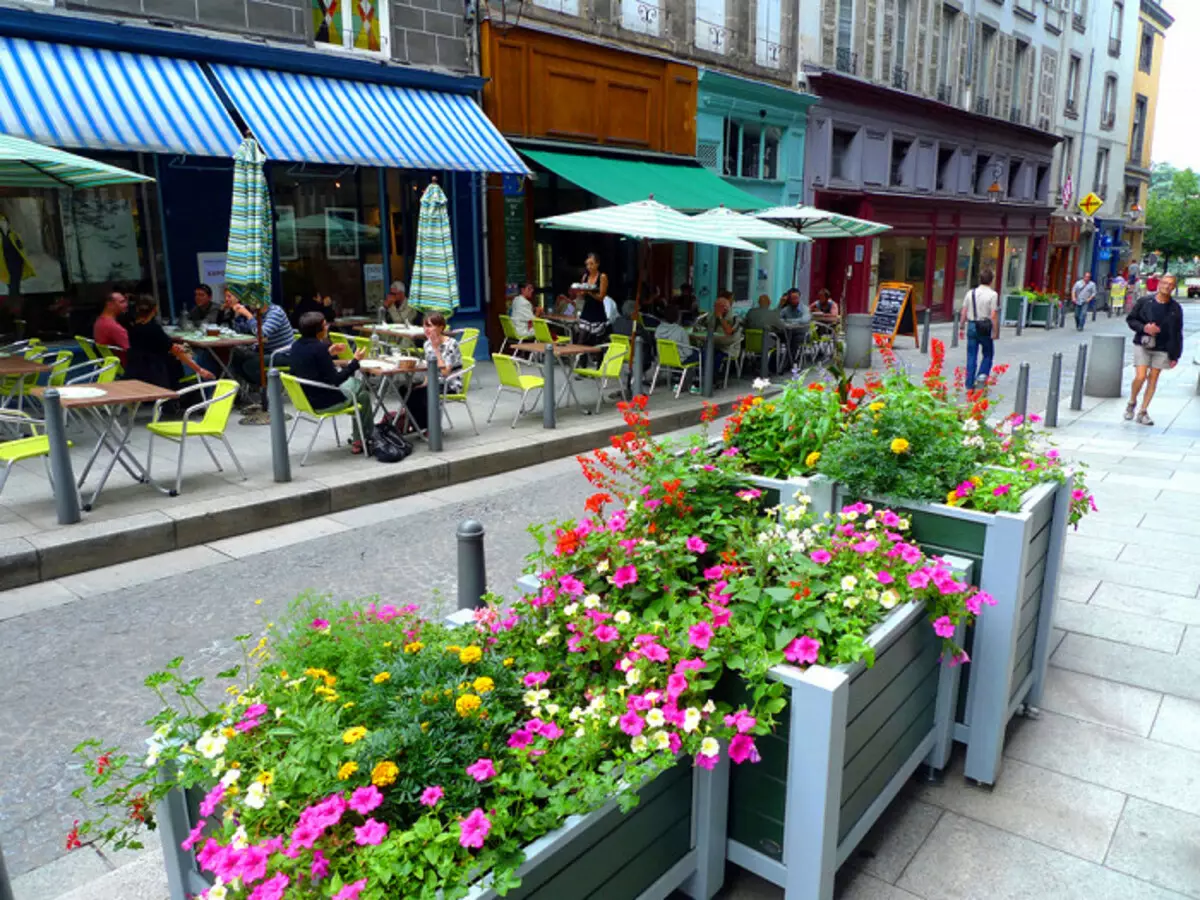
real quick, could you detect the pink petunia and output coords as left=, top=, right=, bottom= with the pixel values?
left=310, top=849, right=330, bottom=882
left=695, top=752, right=718, bottom=770
left=736, top=488, right=763, bottom=501
left=354, top=818, right=388, bottom=846
left=466, top=758, right=496, bottom=782
left=619, top=710, right=645, bottom=736
left=993, top=484, right=1012, bottom=496
left=728, top=734, right=759, bottom=764
left=907, top=570, right=931, bottom=590
left=666, top=673, right=689, bottom=699
left=675, top=658, right=706, bottom=673
left=594, top=624, right=620, bottom=643
left=784, top=635, right=821, bottom=665
left=459, top=808, right=492, bottom=850
left=642, top=641, right=670, bottom=662
left=810, top=549, right=832, bottom=565
left=876, top=570, right=895, bottom=585
left=349, top=785, right=383, bottom=815
left=332, top=878, right=369, bottom=900
left=688, top=621, right=714, bottom=651
left=198, top=783, right=225, bottom=818
left=247, top=872, right=289, bottom=900
left=708, top=603, right=732, bottom=627
left=508, top=728, right=534, bottom=749
left=976, top=591, right=996, bottom=607
left=932, top=616, right=956, bottom=639
left=723, top=709, right=757, bottom=734
left=559, top=574, right=586, bottom=596
left=613, top=565, right=639, bottom=588
left=180, top=821, right=207, bottom=852
left=880, top=510, right=902, bottom=527
left=702, top=565, right=726, bottom=581
left=853, top=538, right=879, bottom=554
left=686, top=536, right=708, bottom=553
left=419, top=785, right=444, bottom=807
left=965, top=594, right=982, bottom=616
left=644, top=499, right=663, bottom=510
left=523, top=671, right=550, bottom=688
left=311, top=618, right=330, bottom=630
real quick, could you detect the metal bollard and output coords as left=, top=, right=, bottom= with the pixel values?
left=542, top=343, right=556, bottom=429
left=43, top=389, right=80, bottom=525
left=1046, top=352, right=1062, bottom=427
left=759, top=333, right=771, bottom=379
left=267, top=369, right=291, bottom=483
left=1070, top=342, right=1087, bottom=411
left=950, top=317, right=960, bottom=349
left=1014, top=361, right=1030, bottom=418
left=426, top=358, right=443, bottom=451
left=920, top=307, right=932, bottom=354
left=456, top=519, right=487, bottom=611
left=1015, top=302, right=1024, bottom=337
left=632, top=331, right=645, bottom=397
left=0, top=841, right=15, bottom=900
left=702, top=314, right=716, bottom=398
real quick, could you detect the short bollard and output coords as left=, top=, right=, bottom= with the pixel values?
left=43, top=389, right=80, bottom=524
left=1014, top=362, right=1030, bottom=418
left=267, top=369, right=291, bottom=483
left=1015, top=304, right=1024, bottom=337
left=542, top=343, right=556, bottom=428
left=1070, top=342, right=1087, bottom=411
left=426, top=360, right=443, bottom=451
left=920, top=307, right=932, bottom=354
left=702, top=314, right=716, bottom=398
left=1, top=841, right=15, bottom=900
left=456, top=519, right=487, bottom=611
left=1046, top=352, right=1063, bottom=427
left=632, top=331, right=645, bottom=397
left=950, top=318, right=960, bottom=349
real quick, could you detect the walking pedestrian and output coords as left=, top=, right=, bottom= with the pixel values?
left=958, top=268, right=999, bottom=391
left=1124, top=274, right=1183, bottom=427
left=1072, top=272, right=1097, bottom=330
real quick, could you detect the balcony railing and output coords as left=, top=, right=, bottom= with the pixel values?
left=1009, top=107, right=1024, bottom=125
left=835, top=47, right=858, bottom=75
left=1109, top=37, right=1122, bottom=57
left=936, top=83, right=955, bottom=104
left=1072, top=12, right=1086, bottom=32
left=891, top=67, right=909, bottom=91
left=974, top=96, right=992, bottom=116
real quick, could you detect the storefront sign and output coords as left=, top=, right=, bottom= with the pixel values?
left=197, top=252, right=226, bottom=303
left=869, top=282, right=918, bottom=347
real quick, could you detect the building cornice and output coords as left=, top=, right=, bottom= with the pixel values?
left=1141, top=0, right=1175, bottom=30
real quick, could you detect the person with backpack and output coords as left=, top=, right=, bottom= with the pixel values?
left=958, top=268, right=1000, bottom=391
left=1125, top=274, right=1183, bottom=426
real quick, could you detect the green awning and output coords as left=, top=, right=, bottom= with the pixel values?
left=522, top=148, right=768, bottom=213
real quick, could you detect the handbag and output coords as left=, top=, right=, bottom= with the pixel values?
left=971, top=290, right=993, bottom=339
left=373, top=419, right=413, bottom=464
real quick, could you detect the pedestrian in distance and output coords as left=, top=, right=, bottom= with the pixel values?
left=1124, top=274, right=1183, bottom=427
left=958, top=267, right=1000, bottom=391
left=1072, top=272, right=1097, bottom=331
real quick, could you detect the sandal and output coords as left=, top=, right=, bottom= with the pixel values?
left=350, top=439, right=365, bottom=455
left=1135, top=410, right=1154, bottom=426
left=1123, top=401, right=1136, bottom=421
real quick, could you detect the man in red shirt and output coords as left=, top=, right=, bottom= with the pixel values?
left=93, top=290, right=130, bottom=365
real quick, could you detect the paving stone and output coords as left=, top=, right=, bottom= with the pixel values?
left=10, top=846, right=110, bottom=900
left=1057, top=574, right=1101, bottom=603
left=1052, top=632, right=1200, bottom=701
left=896, top=812, right=1183, bottom=900
left=848, top=794, right=943, bottom=883
left=917, top=755, right=1125, bottom=863
left=0, top=582, right=79, bottom=623
left=1181, top=626, right=1200, bottom=657
left=50, top=850, right=167, bottom=900
left=1139, top=512, right=1200, bottom=536
left=1064, top=534, right=1125, bottom=561
left=1053, top=599, right=1186, bottom=654
left=1089, top=582, right=1200, bottom=624
left=326, top=491, right=447, bottom=528
left=57, top=547, right=230, bottom=599
left=1005, top=710, right=1200, bottom=818
left=1105, top=798, right=1200, bottom=899
left=206, top=515, right=349, bottom=559
left=1150, top=696, right=1200, bottom=753
left=1062, top=557, right=1200, bottom=598
left=837, top=869, right=923, bottom=900
left=1039, top=666, right=1163, bottom=736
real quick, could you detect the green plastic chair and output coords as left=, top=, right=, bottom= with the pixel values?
left=498, top=314, right=523, bottom=354
left=440, top=335, right=478, bottom=435
left=329, top=332, right=357, bottom=361
left=742, top=328, right=776, bottom=376
left=650, top=338, right=701, bottom=398
left=0, top=410, right=75, bottom=500
left=532, top=318, right=570, bottom=347
left=488, top=354, right=544, bottom=428
left=145, top=379, right=246, bottom=496
left=42, top=350, right=75, bottom=388
left=574, top=342, right=628, bottom=413
left=75, top=336, right=100, bottom=361
left=280, top=373, right=367, bottom=465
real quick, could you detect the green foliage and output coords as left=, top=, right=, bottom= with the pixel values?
left=725, top=382, right=849, bottom=478
left=1145, top=167, right=1200, bottom=272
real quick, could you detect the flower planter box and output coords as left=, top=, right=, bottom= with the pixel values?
left=833, top=480, right=1071, bottom=786
left=743, top=473, right=837, bottom=519
left=725, top=568, right=969, bottom=900
left=1025, top=301, right=1055, bottom=328
left=1001, top=294, right=1027, bottom=327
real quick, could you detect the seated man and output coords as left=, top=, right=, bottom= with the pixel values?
left=289, top=311, right=375, bottom=454
left=383, top=281, right=419, bottom=326
left=93, top=290, right=130, bottom=366
left=712, top=292, right=739, bottom=349
left=186, top=284, right=231, bottom=328
left=742, top=293, right=788, bottom=372
left=655, top=306, right=698, bottom=364
left=810, top=288, right=840, bottom=319
left=126, top=294, right=212, bottom=390
left=227, top=291, right=293, bottom=404
left=779, top=289, right=812, bottom=325
left=509, top=282, right=537, bottom=339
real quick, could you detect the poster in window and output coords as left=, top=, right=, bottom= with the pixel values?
left=0, top=196, right=63, bottom=295
left=276, top=205, right=298, bottom=261
left=58, top=192, right=141, bottom=287
left=352, top=0, right=383, bottom=51
left=326, top=208, right=360, bottom=260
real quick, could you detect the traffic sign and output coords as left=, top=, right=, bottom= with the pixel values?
left=1079, top=192, right=1103, bottom=217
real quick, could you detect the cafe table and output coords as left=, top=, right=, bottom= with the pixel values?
left=334, top=315, right=372, bottom=329
left=0, top=356, right=52, bottom=414
left=30, top=380, right=178, bottom=510
left=511, top=342, right=595, bottom=413
left=168, top=330, right=257, bottom=383
left=338, top=357, right=427, bottom=425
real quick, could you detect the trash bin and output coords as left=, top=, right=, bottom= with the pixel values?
left=1084, top=334, right=1124, bottom=398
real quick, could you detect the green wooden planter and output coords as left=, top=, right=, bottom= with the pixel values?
left=1025, top=301, right=1054, bottom=328
left=1001, top=294, right=1027, bottom=327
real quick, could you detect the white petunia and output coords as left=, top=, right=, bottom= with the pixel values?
left=220, top=768, right=242, bottom=788
left=699, top=737, right=720, bottom=757
left=596, top=559, right=610, bottom=573
left=196, top=732, right=228, bottom=760
left=880, top=589, right=900, bottom=609
left=614, top=610, right=632, bottom=625
left=626, top=668, right=642, bottom=686
left=841, top=575, right=858, bottom=591
left=646, top=709, right=666, bottom=728
left=752, top=377, right=771, bottom=391
left=683, top=707, right=702, bottom=733
left=652, top=730, right=672, bottom=750
left=631, top=735, right=649, bottom=754
left=563, top=603, right=578, bottom=617
left=583, top=594, right=602, bottom=609
left=244, top=781, right=267, bottom=810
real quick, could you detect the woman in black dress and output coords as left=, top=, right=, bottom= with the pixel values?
left=125, top=294, right=212, bottom=391
left=576, top=253, right=609, bottom=347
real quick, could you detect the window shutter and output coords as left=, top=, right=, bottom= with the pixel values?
left=1023, top=45, right=1036, bottom=125
left=864, top=0, right=879, bottom=79
left=914, top=0, right=930, bottom=94
left=929, top=2, right=942, bottom=93
left=880, top=0, right=896, bottom=84
left=1038, top=48, right=1057, bottom=128
left=972, top=20, right=984, bottom=100
left=995, top=34, right=1014, bottom=115
left=821, top=0, right=837, bottom=68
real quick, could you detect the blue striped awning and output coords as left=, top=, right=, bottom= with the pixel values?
left=210, top=64, right=528, bottom=175
left=0, top=37, right=242, bottom=158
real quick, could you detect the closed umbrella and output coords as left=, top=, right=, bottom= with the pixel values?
left=409, top=180, right=459, bottom=315
left=0, top=133, right=152, bottom=188
left=224, top=137, right=273, bottom=402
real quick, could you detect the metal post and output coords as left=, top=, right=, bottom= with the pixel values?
left=632, top=331, right=645, bottom=398
left=950, top=316, right=960, bottom=349
left=1014, top=362, right=1030, bottom=418
left=43, top=389, right=80, bottom=525
left=1070, top=342, right=1087, bottom=410
left=702, top=314, right=715, bottom=398
left=426, top=358, right=443, bottom=451
left=1015, top=301, right=1024, bottom=337
left=0, top=842, right=15, bottom=900
left=759, top=332, right=771, bottom=380
left=542, top=343, right=556, bottom=429
left=267, top=369, right=291, bottom=483
left=456, top=519, right=487, bottom=611
left=1046, top=352, right=1062, bottom=427
left=920, top=307, right=932, bottom=354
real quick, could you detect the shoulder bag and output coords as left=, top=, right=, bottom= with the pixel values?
left=972, top=290, right=993, bottom=339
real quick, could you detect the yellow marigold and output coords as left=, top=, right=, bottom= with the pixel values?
left=342, top=726, right=368, bottom=745
left=221, top=727, right=236, bottom=739
left=383, top=641, right=393, bottom=649
left=473, top=676, right=495, bottom=694
left=752, top=397, right=763, bottom=406
left=455, top=693, right=482, bottom=716
left=503, top=657, right=514, bottom=667
left=371, top=761, right=399, bottom=787
left=278, top=670, right=289, bottom=679
left=890, top=437, right=910, bottom=454
left=256, top=771, right=274, bottom=786
left=459, top=645, right=483, bottom=665
left=969, top=475, right=983, bottom=486
left=445, top=645, right=462, bottom=654
left=765, top=404, right=776, bottom=412
left=404, top=641, right=424, bottom=654
left=372, top=672, right=391, bottom=685
left=337, top=761, right=359, bottom=780
left=342, top=701, right=355, bottom=709
left=304, top=667, right=328, bottom=680
left=868, top=401, right=885, bottom=412
left=945, top=490, right=959, bottom=507
left=805, top=451, right=821, bottom=467
left=420, top=721, right=431, bottom=733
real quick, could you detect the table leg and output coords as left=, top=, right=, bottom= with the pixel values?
left=76, top=407, right=140, bottom=487
left=82, top=403, right=167, bottom=511
left=557, top=356, right=584, bottom=412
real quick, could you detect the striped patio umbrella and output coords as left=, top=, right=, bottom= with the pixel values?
left=225, top=137, right=273, bottom=311
left=410, top=180, right=459, bottom=314
left=537, top=198, right=765, bottom=253
left=0, top=132, right=152, bottom=188
left=753, top=204, right=892, bottom=239
left=691, top=206, right=813, bottom=245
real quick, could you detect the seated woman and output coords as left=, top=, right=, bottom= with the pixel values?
left=289, top=311, right=375, bottom=454
left=405, top=313, right=463, bottom=434
left=125, top=294, right=212, bottom=390
left=810, top=289, right=840, bottom=318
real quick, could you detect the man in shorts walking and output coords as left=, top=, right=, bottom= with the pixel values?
left=1125, top=274, right=1183, bottom=426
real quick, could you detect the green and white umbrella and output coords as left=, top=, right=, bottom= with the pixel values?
left=691, top=206, right=813, bottom=245
left=0, top=132, right=152, bottom=189
left=225, top=137, right=273, bottom=311
left=753, top=204, right=892, bottom=239
left=538, top=197, right=764, bottom=253
left=410, top=180, right=459, bottom=314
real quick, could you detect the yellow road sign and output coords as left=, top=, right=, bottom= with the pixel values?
left=1079, top=192, right=1103, bottom=217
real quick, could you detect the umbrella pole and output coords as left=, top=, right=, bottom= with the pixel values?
left=631, top=239, right=649, bottom=397
left=257, top=309, right=266, bottom=406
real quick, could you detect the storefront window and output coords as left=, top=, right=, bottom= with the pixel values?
left=968, top=236, right=1001, bottom=288
left=875, top=235, right=929, bottom=309
left=1006, top=238, right=1028, bottom=293
left=741, top=126, right=761, bottom=179
left=954, top=238, right=975, bottom=312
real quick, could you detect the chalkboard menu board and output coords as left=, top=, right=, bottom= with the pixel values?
left=869, top=282, right=918, bottom=346
left=503, top=196, right=527, bottom=288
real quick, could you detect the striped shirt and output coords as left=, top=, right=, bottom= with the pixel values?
left=233, top=303, right=293, bottom=354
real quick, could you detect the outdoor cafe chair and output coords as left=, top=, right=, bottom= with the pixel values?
left=574, top=341, right=628, bottom=414
left=742, top=329, right=776, bottom=379
left=0, top=409, right=74, bottom=501
left=650, top=338, right=701, bottom=399
left=440, top=335, right=479, bottom=436
left=75, top=335, right=100, bottom=361
left=329, top=332, right=358, bottom=361
left=532, top=318, right=571, bottom=349
left=498, top=314, right=523, bottom=355
left=489, top=354, right=544, bottom=429
left=144, top=379, right=246, bottom=497
left=280, top=373, right=368, bottom=466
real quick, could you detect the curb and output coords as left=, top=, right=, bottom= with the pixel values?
left=0, top=397, right=736, bottom=592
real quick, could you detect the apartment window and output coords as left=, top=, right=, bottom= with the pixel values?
left=762, top=128, right=780, bottom=180
left=1130, top=95, right=1148, bottom=162
left=1139, top=28, right=1154, bottom=73
left=978, top=26, right=996, bottom=102
left=723, top=119, right=781, bottom=180
left=1109, top=1, right=1123, bottom=56
left=311, top=0, right=389, bottom=54
left=973, top=153, right=990, bottom=195
left=695, top=0, right=729, bottom=53
left=1012, top=42, right=1028, bottom=121
left=756, top=0, right=784, bottom=68
left=1061, top=134, right=1075, bottom=190
left=1093, top=147, right=1110, bottom=195
left=621, top=0, right=662, bottom=36
left=891, top=138, right=912, bottom=187
left=836, top=0, right=855, bottom=72
left=831, top=127, right=857, bottom=180
left=1036, top=163, right=1050, bottom=202
left=936, top=146, right=956, bottom=191
left=1072, top=0, right=1087, bottom=31
left=1065, top=55, right=1081, bottom=115
left=939, top=7, right=958, bottom=95
left=1101, top=75, right=1117, bottom=129
left=1015, top=0, right=1036, bottom=14
left=1124, top=183, right=1139, bottom=213
left=741, top=126, right=762, bottom=178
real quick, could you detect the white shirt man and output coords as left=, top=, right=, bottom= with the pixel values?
left=509, top=283, right=536, bottom=338
left=1072, top=273, right=1097, bottom=331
